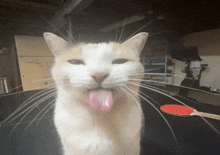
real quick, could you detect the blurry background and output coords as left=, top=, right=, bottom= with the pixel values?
left=1, top=1, right=220, bottom=155
left=0, top=0, right=220, bottom=105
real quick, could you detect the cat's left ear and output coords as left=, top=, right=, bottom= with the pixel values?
left=44, top=32, right=72, bottom=57
left=122, top=32, right=148, bottom=54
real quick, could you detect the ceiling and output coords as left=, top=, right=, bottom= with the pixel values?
left=0, top=0, right=220, bottom=47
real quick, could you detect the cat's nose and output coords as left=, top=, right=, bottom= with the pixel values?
left=91, top=73, right=109, bottom=84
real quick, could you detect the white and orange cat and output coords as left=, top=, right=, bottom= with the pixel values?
left=44, top=32, right=148, bottom=155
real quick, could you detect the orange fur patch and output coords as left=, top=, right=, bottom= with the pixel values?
left=109, top=42, right=139, bottom=61
left=58, top=44, right=84, bottom=62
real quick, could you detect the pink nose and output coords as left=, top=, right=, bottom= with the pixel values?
left=91, top=73, right=109, bottom=84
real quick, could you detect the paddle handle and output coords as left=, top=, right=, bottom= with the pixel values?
left=191, top=110, right=220, bottom=121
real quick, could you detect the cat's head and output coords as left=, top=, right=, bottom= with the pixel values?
left=44, top=32, right=148, bottom=101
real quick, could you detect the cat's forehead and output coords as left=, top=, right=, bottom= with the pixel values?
left=82, top=42, right=138, bottom=59
left=82, top=43, right=118, bottom=57
left=58, top=42, right=138, bottom=62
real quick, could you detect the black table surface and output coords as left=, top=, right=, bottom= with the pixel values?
left=1, top=88, right=220, bottom=155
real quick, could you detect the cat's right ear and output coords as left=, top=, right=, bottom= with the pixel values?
left=121, top=32, right=148, bottom=54
left=44, top=33, right=72, bottom=57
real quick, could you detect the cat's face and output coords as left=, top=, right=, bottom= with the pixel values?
left=44, top=33, right=148, bottom=96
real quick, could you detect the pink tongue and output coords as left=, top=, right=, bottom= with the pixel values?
left=88, top=90, right=113, bottom=112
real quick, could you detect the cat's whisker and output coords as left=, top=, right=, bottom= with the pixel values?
left=143, top=68, right=161, bottom=73
left=143, top=68, right=162, bottom=72
left=127, top=81, right=220, bottom=134
left=119, top=87, right=130, bottom=99
left=148, top=30, right=171, bottom=37
left=128, top=81, right=197, bottom=108
left=26, top=83, right=57, bottom=91
left=130, top=72, right=166, bottom=76
left=123, top=85, right=177, bottom=140
left=25, top=99, right=56, bottom=130
left=130, top=72, right=180, bottom=77
left=129, top=78, right=220, bottom=96
left=117, top=20, right=126, bottom=43
left=139, top=90, right=161, bottom=106
left=6, top=91, right=56, bottom=127
left=36, top=104, right=55, bottom=125
left=0, top=88, right=55, bottom=125
left=143, top=83, right=203, bottom=106
left=32, top=78, right=55, bottom=82
left=124, top=14, right=164, bottom=42
left=10, top=93, right=56, bottom=133
left=123, top=83, right=161, bottom=106
left=129, top=68, right=161, bottom=75
left=8, top=85, right=23, bottom=92
left=115, top=28, right=119, bottom=42
left=120, top=87, right=141, bottom=109
left=0, top=82, right=55, bottom=97
left=0, top=90, right=28, bottom=98
left=130, top=72, right=206, bottom=82
left=131, top=68, right=216, bottom=85
left=0, top=116, right=54, bottom=128
left=41, top=16, right=78, bottom=45
left=1, top=88, right=56, bottom=125
left=1, top=83, right=56, bottom=98
left=199, top=117, right=220, bottom=134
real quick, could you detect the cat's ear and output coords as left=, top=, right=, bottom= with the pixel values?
left=44, top=32, right=72, bottom=57
left=122, top=32, right=148, bottom=54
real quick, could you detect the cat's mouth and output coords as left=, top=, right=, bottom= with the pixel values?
left=86, top=87, right=114, bottom=112
left=87, top=87, right=114, bottom=92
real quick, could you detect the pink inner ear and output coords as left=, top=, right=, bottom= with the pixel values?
left=160, top=104, right=195, bottom=116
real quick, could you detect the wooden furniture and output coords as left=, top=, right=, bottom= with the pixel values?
left=14, top=35, right=55, bottom=91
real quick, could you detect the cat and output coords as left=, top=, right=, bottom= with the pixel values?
left=43, top=32, right=148, bottom=155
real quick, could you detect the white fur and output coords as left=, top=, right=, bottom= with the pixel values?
left=44, top=32, right=148, bottom=155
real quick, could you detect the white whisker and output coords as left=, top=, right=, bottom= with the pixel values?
left=115, top=28, right=119, bottom=42
left=42, top=16, right=77, bottom=45
left=126, top=82, right=161, bottom=106
left=128, top=81, right=220, bottom=134
left=117, top=20, right=126, bottom=43
left=143, top=68, right=161, bottom=72
left=1, top=88, right=56, bottom=125
left=143, top=83, right=202, bottom=106
left=10, top=93, right=56, bottom=133
left=0, top=116, right=54, bottom=128
left=199, top=117, right=220, bottom=134
left=10, top=91, right=56, bottom=126
left=0, top=90, right=26, bottom=97
left=130, top=72, right=201, bottom=81
left=123, top=85, right=177, bottom=140
left=139, top=91, right=161, bottom=106
left=124, top=14, right=164, bottom=42
left=0, top=83, right=56, bottom=98
left=36, top=104, right=55, bottom=125
left=121, top=87, right=140, bottom=107
left=32, top=78, right=54, bottom=82
left=129, top=78, right=220, bottom=96
left=25, top=99, right=56, bottom=130
left=8, top=85, right=23, bottom=92
left=148, top=30, right=171, bottom=37
left=26, top=83, right=56, bottom=91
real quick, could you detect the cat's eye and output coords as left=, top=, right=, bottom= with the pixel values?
left=112, top=59, right=129, bottom=64
left=68, top=59, right=85, bottom=65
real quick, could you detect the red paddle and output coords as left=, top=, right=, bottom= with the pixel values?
left=160, top=104, right=220, bottom=121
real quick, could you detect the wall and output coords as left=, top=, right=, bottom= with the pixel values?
left=173, top=29, right=220, bottom=90
left=15, top=35, right=55, bottom=91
